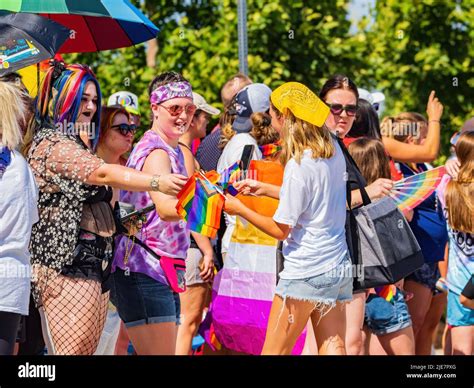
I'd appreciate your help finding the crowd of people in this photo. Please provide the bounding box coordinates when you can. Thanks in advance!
[0,62,472,356]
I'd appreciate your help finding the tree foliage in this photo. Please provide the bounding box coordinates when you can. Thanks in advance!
[65,0,473,161]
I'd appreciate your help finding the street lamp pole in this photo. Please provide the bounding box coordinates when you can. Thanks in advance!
[237,0,248,75]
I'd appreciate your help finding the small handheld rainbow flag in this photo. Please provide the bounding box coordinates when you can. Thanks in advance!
[176,165,241,238]
[218,162,240,194]
[389,166,446,212]
[176,173,197,220]
[189,175,225,237]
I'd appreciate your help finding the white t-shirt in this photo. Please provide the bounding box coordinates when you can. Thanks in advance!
[0,149,39,315]
[273,140,348,279]
[217,133,262,254]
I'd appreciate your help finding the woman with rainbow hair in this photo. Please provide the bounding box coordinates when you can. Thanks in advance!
[27,62,187,355]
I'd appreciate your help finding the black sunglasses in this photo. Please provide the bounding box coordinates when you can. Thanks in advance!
[327,103,358,117]
[111,123,137,135]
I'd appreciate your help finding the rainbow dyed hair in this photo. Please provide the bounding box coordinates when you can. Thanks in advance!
[35,63,102,150]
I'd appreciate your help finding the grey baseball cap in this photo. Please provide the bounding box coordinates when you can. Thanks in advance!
[232,83,272,133]
[192,92,220,115]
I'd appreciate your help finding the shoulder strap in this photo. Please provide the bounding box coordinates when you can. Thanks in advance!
[127,235,162,261]
[333,135,371,209]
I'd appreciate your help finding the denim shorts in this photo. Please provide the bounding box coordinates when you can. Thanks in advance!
[364,289,412,335]
[275,255,353,312]
[406,262,441,295]
[447,290,474,327]
[109,268,181,328]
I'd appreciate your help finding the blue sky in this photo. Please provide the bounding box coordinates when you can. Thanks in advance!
[347,0,375,33]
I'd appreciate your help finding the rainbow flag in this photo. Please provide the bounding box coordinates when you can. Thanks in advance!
[218,162,241,193]
[390,166,446,212]
[187,177,224,238]
[176,173,196,219]
[375,285,396,303]
[176,172,225,238]
[200,160,305,355]
[176,166,242,238]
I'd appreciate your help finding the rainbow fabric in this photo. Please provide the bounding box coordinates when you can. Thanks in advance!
[176,164,241,238]
[176,173,196,220]
[259,140,282,158]
[217,162,240,195]
[176,172,225,238]
[390,166,446,212]
[374,285,396,303]
[199,160,305,354]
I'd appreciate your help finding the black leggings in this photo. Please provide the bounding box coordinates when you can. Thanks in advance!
[0,311,21,355]
[17,294,45,355]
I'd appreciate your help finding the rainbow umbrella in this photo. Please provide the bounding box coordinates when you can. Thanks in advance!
[389,166,446,212]
[0,0,159,52]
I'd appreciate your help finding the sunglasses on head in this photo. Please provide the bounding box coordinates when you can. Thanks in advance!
[327,103,358,117]
[111,123,137,135]
[159,103,197,117]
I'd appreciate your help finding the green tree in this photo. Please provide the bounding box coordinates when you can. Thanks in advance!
[64,0,472,161]
[66,0,361,131]
[355,0,474,162]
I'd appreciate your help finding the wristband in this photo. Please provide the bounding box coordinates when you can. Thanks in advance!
[150,174,161,191]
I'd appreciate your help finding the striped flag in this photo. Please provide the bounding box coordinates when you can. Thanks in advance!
[201,160,306,354]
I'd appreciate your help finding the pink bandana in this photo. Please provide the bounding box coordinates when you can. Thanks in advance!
[150,81,193,105]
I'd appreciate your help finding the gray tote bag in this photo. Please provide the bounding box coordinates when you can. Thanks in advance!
[338,136,424,289]
[352,195,424,289]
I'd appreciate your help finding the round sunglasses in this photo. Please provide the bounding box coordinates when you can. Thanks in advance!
[111,123,137,135]
[327,103,358,117]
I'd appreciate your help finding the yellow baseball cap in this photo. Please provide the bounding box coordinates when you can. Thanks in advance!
[271,82,329,127]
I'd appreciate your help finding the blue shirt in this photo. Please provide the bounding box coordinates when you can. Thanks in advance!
[196,127,223,172]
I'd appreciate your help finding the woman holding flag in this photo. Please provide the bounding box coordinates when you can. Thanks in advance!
[27,63,187,355]
[225,82,352,355]
[175,92,219,355]
[111,71,195,355]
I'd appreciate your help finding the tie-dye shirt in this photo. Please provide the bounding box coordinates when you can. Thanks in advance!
[112,130,189,285]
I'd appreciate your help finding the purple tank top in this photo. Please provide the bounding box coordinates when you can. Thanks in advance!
[112,130,189,285]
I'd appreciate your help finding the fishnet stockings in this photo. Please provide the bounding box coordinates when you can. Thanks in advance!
[42,274,109,355]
